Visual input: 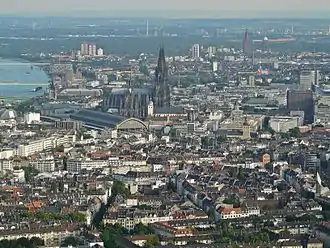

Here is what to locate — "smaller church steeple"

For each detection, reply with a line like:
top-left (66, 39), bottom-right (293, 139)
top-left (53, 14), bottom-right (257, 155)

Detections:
top-left (242, 116), bottom-right (251, 140)
top-left (147, 101), bottom-right (154, 117)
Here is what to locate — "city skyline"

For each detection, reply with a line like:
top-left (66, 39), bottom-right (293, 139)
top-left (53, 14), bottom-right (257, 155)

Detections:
top-left (2, 0), bottom-right (330, 18)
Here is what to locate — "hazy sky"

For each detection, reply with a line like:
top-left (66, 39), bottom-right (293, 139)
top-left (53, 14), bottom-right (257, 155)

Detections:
top-left (2, 0), bottom-right (330, 17)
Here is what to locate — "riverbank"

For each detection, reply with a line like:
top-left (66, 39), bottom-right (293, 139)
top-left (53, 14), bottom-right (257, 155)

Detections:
top-left (0, 58), bottom-right (50, 100)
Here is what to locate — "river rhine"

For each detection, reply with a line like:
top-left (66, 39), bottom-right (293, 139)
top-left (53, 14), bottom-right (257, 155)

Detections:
top-left (0, 58), bottom-right (49, 100)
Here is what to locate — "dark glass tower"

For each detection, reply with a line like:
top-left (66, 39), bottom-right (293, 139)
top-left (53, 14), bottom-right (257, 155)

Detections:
top-left (287, 90), bottom-right (314, 124)
top-left (155, 47), bottom-right (170, 108)
top-left (243, 29), bottom-right (252, 54)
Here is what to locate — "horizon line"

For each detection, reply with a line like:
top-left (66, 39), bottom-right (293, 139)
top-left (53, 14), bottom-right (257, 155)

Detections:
top-left (1, 10), bottom-right (330, 19)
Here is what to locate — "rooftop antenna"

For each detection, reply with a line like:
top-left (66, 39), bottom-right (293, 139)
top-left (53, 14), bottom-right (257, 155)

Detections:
top-left (313, 48), bottom-right (317, 87)
top-left (313, 48), bottom-right (316, 72)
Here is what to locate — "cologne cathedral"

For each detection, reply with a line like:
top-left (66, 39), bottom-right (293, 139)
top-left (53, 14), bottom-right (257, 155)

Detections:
top-left (154, 47), bottom-right (170, 108)
top-left (103, 47), bottom-right (170, 119)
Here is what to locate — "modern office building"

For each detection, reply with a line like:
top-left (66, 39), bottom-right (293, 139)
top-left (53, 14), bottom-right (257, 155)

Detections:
top-left (299, 70), bottom-right (314, 90)
top-left (80, 43), bottom-right (98, 56)
top-left (55, 120), bottom-right (82, 130)
top-left (304, 153), bottom-right (320, 172)
top-left (97, 48), bottom-right (104, 56)
top-left (81, 43), bottom-right (89, 55)
top-left (88, 44), bottom-right (97, 56)
top-left (313, 70), bottom-right (320, 86)
top-left (269, 116), bottom-right (299, 132)
top-left (192, 44), bottom-right (200, 59)
top-left (207, 46), bottom-right (217, 58)
top-left (212, 62), bottom-right (218, 72)
top-left (287, 90), bottom-right (314, 124)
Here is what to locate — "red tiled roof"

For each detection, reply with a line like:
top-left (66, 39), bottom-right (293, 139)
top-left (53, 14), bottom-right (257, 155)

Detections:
top-left (219, 207), bottom-right (242, 214)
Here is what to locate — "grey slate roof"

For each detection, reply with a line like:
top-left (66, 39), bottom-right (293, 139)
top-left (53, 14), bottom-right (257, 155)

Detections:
top-left (111, 87), bottom-right (153, 95)
top-left (155, 107), bottom-right (185, 114)
top-left (71, 109), bottom-right (126, 128)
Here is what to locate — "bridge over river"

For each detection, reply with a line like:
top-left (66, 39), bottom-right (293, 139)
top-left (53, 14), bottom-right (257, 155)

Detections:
top-left (0, 62), bottom-right (50, 66)
top-left (0, 82), bottom-right (49, 86)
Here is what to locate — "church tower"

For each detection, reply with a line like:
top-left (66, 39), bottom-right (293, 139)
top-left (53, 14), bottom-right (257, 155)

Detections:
top-left (155, 46), bottom-right (170, 108)
top-left (242, 116), bottom-right (251, 140)
top-left (147, 101), bottom-right (154, 117)
top-left (243, 29), bottom-right (252, 54)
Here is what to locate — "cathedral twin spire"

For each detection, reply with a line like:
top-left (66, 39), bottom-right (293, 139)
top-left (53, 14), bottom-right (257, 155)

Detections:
top-left (155, 46), bottom-right (170, 108)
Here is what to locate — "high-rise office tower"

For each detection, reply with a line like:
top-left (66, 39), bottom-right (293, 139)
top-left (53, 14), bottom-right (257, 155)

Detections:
top-left (312, 70), bottom-right (320, 86)
top-left (287, 90), bottom-right (314, 124)
top-left (155, 47), bottom-right (170, 108)
top-left (192, 44), bottom-right (200, 59)
top-left (97, 48), bottom-right (104, 56)
top-left (80, 44), bottom-right (85, 54)
top-left (81, 43), bottom-right (89, 55)
top-left (243, 29), bottom-right (252, 54)
top-left (207, 46), bottom-right (216, 58)
top-left (92, 44), bottom-right (97, 56)
top-left (299, 71), bottom-right (314, 90)
top-left (212, 62), bottom-right (218, 72)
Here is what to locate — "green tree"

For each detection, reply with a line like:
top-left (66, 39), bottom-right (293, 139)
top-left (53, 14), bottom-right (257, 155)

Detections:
top-left (223, 198), bottom-right (234, 205)
top-left (16, 237), bottom-right (32, 248)
top-left (50, 182), bottom-right (57, 193)
top-left (0, 239), bottom-right (10, 248)
top-left (263, 116), bottom-right (270, 129)
top-left (63, 236), bottom-right (79, 247)
top-left (143, 235), bottom-right (160, 248)
top-left (58, 181), bottom-right (65, 192)
top-left (108, 180), bottom-right (130, 204)
top-left (22, 166), bottom-right (40, 182)
top-left (237, 166), bottom-right (245, 180)
top-left (280, 132), bottom-right (290, 139)
top-left (70, 212), bottom-right (86, 222)
top-left (63, 156), bottom-right (68, 171)
top-left (288, 127), bottom-right (301, 138)
top-left (101, 224), bottom-right (128, 248)
top-left (216, 135), bottom-right (227, 146)
top-left (12, 99), bottom-right (35, 112)
top-left (169, 128), bottom-right (177, 138)
top-left (30, 237), bottom-right (44, 246)
top-left (133, 223), bottom-right (154, 235)
top-left (83, 133), bottom-right (94, 139)
top-left (54, 145), bottom-right (64, 152)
